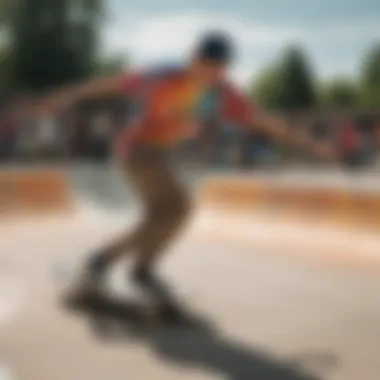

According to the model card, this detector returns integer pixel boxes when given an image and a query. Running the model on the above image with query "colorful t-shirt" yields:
[117,64,255,150]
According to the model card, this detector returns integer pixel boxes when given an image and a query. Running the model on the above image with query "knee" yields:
[171,192,191,220]
[153,192,190,223]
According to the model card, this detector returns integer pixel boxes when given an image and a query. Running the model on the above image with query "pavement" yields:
[1,166,380,380]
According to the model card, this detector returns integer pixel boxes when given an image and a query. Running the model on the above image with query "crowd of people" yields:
[0,96,379,169]
[0,97,125,163]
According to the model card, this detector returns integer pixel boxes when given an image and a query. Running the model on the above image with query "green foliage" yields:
[277,45,317,110]
[252,45,317,111]
[3,0,104,92]
[360,43,380,109]
[0,0,15,26]
[0,45,12,88]
[1,0,380,110]
[95,54,128,77]
[320,77,358,108]
[251,63,283,109]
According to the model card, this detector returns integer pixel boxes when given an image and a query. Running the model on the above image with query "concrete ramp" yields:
[1,167,380,380]
[199,174,380,232]
[0,170,72,218]
[0,206,380,380]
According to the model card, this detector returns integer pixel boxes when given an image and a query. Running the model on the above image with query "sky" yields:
[102,0,380,87]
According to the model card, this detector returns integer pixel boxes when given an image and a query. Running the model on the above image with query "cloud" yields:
[102,11,297,58]
[102,11,298,85]
[101,9,380,86]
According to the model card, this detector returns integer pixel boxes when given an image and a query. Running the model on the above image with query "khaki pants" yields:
[102,146,190,270]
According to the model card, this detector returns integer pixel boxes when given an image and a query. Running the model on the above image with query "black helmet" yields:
[195,31,235,64]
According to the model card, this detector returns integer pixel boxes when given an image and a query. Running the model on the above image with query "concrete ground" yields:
[1,203,380,380]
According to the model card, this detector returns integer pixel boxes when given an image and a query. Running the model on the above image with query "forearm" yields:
[54,76,121,107]
[253,112,313,152]
[220,85,335,160]
[35,75,123,117]
[222,87,308,148]
[251,112,337,161]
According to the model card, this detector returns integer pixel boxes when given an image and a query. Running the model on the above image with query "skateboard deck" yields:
[62,289,195,328]
[55,262,197,328]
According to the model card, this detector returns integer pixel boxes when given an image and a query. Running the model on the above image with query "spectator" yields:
[68,112,91,158]
[37,113,62,159]
[340,119,360,168]
[90,112,112,161]
[217,123,241,167]
[0,113,16,161]
[248,131,277,167]
[198,119,218,164]
[357,114,377,166]
[374,118,380,148]
[313,119,330,140]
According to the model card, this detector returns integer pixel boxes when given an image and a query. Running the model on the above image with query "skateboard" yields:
[55,261,195,328]
[62,289,191,328]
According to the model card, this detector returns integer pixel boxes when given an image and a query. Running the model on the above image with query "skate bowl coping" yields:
[199,175,380,231]
[0,170,73,218]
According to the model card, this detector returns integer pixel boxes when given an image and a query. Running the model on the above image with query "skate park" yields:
[2,0,380,377]
[1,165,380,380]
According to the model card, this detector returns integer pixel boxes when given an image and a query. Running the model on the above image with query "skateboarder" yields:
[43,31,335,313]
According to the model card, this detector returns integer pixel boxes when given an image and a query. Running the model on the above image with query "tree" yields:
[276,45,317,111]
[252,45,317,112]
[251,63,283,109]
[0,0,15,86]
[0,0,14,26]
[6,0,104,92]
[95,54,127,77]
[360,43,380,109]
[0,46,12,89]
[320,78,358,108]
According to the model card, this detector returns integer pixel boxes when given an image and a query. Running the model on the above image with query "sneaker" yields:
[132,266,176,306]
[74,253,109,296]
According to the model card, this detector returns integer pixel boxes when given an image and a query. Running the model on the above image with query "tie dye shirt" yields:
[117,64,256,150]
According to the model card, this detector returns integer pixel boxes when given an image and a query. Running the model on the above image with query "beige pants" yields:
[102,146,191,269]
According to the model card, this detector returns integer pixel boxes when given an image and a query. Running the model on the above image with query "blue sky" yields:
[102,0,380,86]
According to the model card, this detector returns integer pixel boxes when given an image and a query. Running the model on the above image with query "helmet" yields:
[195,31,235,63]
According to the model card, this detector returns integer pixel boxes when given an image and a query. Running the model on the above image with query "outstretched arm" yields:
[36,72,141,114]
[252,109,324,157]
[221,84,336,160]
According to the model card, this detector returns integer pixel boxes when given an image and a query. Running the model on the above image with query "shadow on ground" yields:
[62,294,336,380]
